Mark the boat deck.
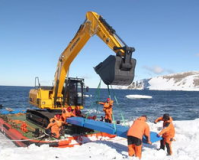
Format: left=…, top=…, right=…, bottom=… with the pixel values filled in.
left=0, top=113, right=44, bottom=139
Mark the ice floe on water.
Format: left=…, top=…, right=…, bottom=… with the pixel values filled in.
left=126, top=94, right=152, bottom=99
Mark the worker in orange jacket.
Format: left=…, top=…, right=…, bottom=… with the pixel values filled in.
left=46, top=114, right=63, bottom=139
left=99, top=98, right=114, bottom=123
left=62, top=106, right=76, bottom=123
left=74, top=106, right=82, bottom=117
left=154, top=114, right=175, bottom=155
left=127, top=115, right=152, bottom=159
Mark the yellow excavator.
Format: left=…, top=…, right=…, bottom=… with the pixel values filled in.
left=27, top=11, right=136, bottom=127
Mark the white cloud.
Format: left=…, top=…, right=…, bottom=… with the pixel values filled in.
left=143, top=65, right=174, bottom=75
left=143, top=66, right=164, bottom=74
left=195, top=53, right=199, bottom=57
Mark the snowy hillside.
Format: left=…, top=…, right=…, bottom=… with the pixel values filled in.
left=116, top=71, right=199, bottom=91
left=145, top=71, right=199, bottom=91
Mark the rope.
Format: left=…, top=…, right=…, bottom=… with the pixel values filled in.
left=110, top=85, right=126, bottom=125
left=107, top=85, right=117, bottom=134
left=94, top=79, right=102, bottom=114
left=107, top=85, right=127, bottom=135
left=85, top=80, right=102, bottom=120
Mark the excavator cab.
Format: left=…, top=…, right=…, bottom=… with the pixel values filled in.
left=63, top=78, right=84, bottom=107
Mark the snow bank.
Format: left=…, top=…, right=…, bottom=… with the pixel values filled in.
left=1, top=119, right=199, bottom=160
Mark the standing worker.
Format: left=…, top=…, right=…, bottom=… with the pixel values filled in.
left=127, top=115, right=152, bottom=159
left=99, top=98, right=114, bottom=123
left=154, top=113, right=175, bottom=156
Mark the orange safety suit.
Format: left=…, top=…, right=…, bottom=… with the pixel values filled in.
left=21, top=122, right=28, bottom=132
left=99, top=99, right=113, bottom=123
left=46, top=116, right=63, bottom=139
left=62, top=108, right=76, bottom=122
left=127, top=116, right=151, bottom=159
left=155, top=116, right=175, bottom=155
left=74, top=106, right=82, bottom=117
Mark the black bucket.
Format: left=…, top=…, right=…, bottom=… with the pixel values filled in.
left=94, top=55, right=136, bottom=85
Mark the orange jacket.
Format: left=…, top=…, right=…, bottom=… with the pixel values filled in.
left=99, top=101, right=113, bottom=120
left=155, top=116, right=175, bottom=138
left=109, top=100, right=114, bottom=106
left=99, top=100, right=113, bottom=113
left=62, top=108, right=76, bottom=121
left=127, top=116, right=150, bottom=142
left=46, top=118, right=62, bottom=138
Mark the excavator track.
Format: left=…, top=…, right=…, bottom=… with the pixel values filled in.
left=26, top=109, right=92, bottom=135
left=26, top=109, right=61, bottom=128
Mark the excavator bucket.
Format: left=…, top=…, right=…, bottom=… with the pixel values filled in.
left=94, top=55, right=136, bottom=85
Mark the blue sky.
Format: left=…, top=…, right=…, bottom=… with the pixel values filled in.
left=0, top=0, right=198, bottom=88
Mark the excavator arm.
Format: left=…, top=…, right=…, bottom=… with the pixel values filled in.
left=53, top=11, right=136, bottom=105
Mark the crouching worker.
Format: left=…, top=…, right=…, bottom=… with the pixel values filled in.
left=45, top=114, right=63, bottom=139
left=154, top=113, right=175, bottom=156
left=62, top=106, right=76, bottom=123
left=127, top=115, right=152, bottom=159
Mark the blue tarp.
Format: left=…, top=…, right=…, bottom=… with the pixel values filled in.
left=67, top=117, right=162, bottom=143
left=0, top=109, right=26, bottom=115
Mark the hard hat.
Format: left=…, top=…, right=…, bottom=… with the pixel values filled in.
left=142, top=115, right=147, bottom=119
left=67, top=106, right=72, bottom=112
left=54, top=114, right=60, bottom=119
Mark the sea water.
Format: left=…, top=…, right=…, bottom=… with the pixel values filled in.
left=0, top=86, right=199, bottom=122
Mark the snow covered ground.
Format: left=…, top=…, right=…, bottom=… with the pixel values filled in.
left=1, top=119, right=199, bottom=160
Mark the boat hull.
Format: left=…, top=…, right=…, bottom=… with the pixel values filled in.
left=0, top=117, right=116, bottom=147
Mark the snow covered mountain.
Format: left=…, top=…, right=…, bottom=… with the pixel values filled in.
left=142, top=71, right=199, bottom=91
left=117, top=71, right=199, bottom=91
